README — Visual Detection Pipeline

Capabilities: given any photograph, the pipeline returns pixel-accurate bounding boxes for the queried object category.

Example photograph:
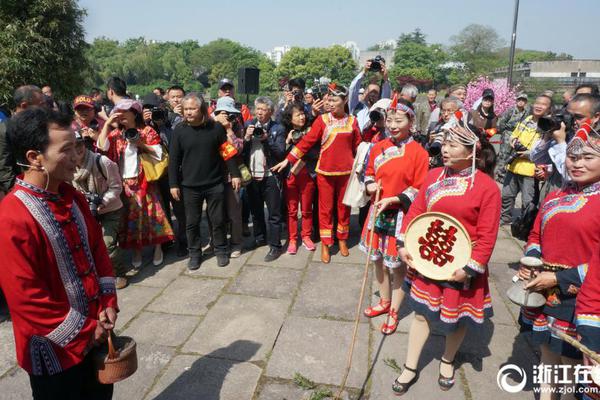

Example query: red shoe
[364,299,391,318]
[302,237,316,251]
[287,240,298,255]
[381,308,399,335]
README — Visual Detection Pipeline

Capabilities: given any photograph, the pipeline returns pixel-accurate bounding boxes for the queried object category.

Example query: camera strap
[95,154,107,181]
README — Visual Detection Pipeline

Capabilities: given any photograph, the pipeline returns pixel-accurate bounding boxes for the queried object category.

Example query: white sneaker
[230,247,242,258]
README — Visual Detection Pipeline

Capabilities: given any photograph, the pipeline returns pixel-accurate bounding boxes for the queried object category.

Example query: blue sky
[78,0,600,59]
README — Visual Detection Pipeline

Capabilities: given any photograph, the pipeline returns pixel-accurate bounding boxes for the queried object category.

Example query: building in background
[342,41,361,63]
[493,60,600,92]
[266,45,291,65]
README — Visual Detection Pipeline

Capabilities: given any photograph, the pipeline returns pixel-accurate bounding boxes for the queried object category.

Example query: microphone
[16,162,45,170]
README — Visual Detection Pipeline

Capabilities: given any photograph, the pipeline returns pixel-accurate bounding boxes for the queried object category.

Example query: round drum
[404,212,472,281]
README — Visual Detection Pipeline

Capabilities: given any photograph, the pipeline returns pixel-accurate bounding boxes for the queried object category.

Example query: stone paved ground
[0,215,539,400]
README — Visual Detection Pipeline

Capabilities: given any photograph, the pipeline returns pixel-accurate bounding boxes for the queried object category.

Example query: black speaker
[238,67,260,94]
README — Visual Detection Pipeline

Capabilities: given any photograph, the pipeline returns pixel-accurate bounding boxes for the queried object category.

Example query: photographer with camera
[426,97,461,168]
[495,93,529,182]
[97,99,174,269]
[71,95,104,151]
[276,78,319,123]
[71,131,127,289]
[213,96,245,259]
[349,56,391,132]
[244,96,287,262]
[530,93,600,195]
[500,94,552,225]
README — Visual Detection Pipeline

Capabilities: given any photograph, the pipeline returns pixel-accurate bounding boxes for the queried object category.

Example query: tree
[450,24,505,56]
[0,0,88,103]
[276,45,357,86]
[389,31,448,89]
[397,28,427,46]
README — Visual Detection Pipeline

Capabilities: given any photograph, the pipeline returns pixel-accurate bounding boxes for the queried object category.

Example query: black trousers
[29,353,113,400]
[159,174,187,246]
[182,184,228,257]
[247,176,283,248]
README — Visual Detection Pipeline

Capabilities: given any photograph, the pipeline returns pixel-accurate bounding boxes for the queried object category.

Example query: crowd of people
[0,56,600,399]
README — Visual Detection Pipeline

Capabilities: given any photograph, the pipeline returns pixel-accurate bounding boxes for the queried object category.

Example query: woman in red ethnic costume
[272,84,361,263]
[360,97,429,335]
[97,99,173,268]
[523,122,600,399]
[392,117,500,395]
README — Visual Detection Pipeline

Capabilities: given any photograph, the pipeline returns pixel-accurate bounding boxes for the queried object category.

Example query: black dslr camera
[311,84,329,101]
[85,192,103,217]
[253,125,265,138]
[151,107,167,122]
[538,110,574,133]
[124,128,140,141]
[368,55,385,72]
[369,108,386,123]
[506,139,529,165]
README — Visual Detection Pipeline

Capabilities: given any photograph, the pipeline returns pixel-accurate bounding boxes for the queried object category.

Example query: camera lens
[124,128,139,141]
[369,110,383,123]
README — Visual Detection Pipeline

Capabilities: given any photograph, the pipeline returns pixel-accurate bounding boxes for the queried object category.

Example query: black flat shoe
[187,256,202,271]
[438,358,456,391]
[392,364,419,396]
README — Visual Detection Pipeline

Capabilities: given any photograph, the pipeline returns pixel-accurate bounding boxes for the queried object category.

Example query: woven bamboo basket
[94,331,137,384]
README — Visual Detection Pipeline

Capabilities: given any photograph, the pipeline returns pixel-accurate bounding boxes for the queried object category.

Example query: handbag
[238,163,252,186]
[140,145,168,182]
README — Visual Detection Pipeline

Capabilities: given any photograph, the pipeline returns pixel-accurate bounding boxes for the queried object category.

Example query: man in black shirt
[169,94,241,270]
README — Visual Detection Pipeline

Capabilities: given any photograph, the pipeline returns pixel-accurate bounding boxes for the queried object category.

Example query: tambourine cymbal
[404,212,472,281]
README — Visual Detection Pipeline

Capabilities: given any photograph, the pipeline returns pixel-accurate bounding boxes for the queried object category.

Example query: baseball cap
[482,88,494,100]
[73,95,95,109]
[110,99,143,115]
[218,78,234,90]
[214,96,240,114]
[516,92,528,101]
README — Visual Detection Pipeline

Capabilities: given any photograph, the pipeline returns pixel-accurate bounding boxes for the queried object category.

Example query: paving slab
[114,285,162,330]
[266,316,369,389]
[292,262,370,321]
[228,265,303,299]
[256,380,354,400]
[255,380,310,400]
[147,276,226,316]
[187,251,251,278]
[146,353,262,400]
[460,323,537,400]
[128,260,186,288]
[113,343,175,400]
[248,245,313,269]
[0,322,16,377]
[182,294,289,362]
[121,312,200,347]
[368,331,466,400]
[0,367,30,400]
[490,238,524,264]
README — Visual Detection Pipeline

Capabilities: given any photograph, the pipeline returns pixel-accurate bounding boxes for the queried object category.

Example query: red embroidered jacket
[287,113,361,176]
[0,179,118,375]
[400,167,501,276]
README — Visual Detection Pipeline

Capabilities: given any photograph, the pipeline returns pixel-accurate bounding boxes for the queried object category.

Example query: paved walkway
[0,219,538,399]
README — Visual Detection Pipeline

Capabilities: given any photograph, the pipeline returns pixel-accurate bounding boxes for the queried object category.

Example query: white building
[342,41,361,62]
[265,45,291,65]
